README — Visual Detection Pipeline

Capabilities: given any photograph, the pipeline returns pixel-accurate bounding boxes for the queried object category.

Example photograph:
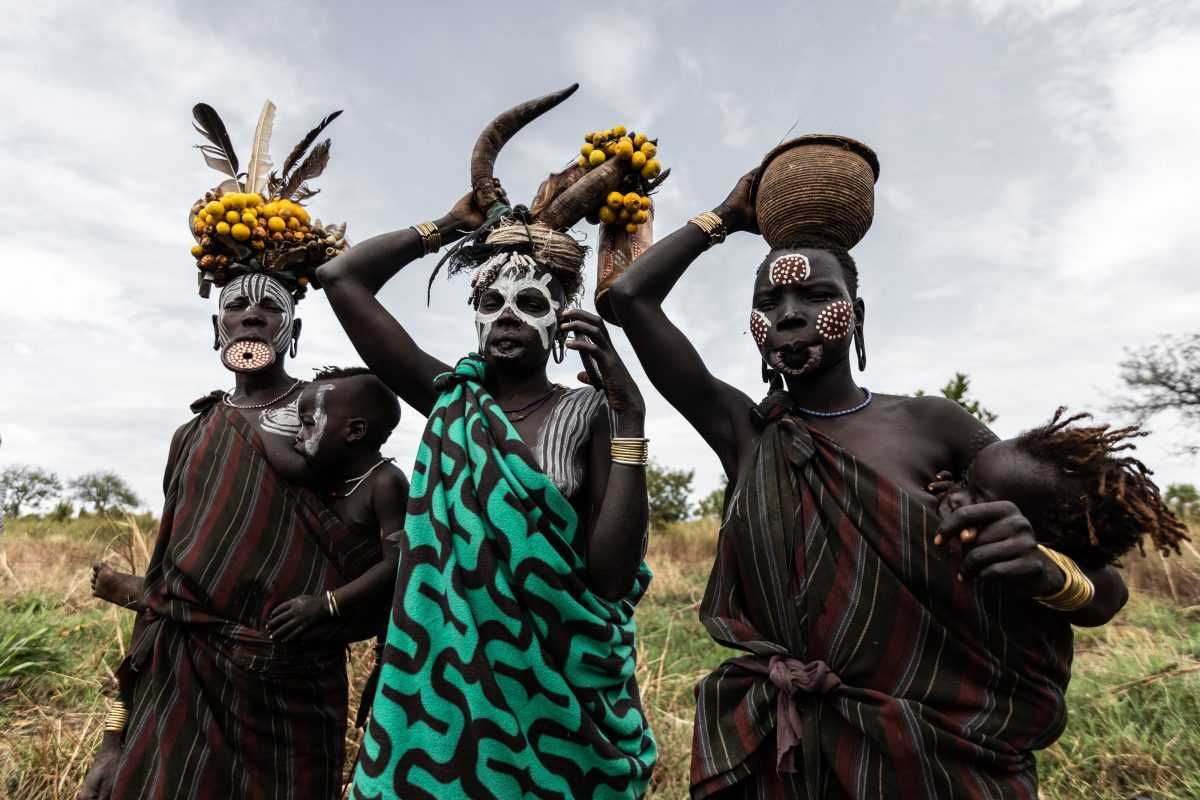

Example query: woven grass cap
[752,135,880,250]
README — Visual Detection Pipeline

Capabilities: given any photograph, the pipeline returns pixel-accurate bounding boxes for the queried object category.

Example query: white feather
[246,99,276,197]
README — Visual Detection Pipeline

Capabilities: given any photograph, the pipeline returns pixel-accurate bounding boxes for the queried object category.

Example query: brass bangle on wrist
[326,589,341,618]
[413,221,442,255]
[610,437,650,467]
[1034,544,1095,611]
[103,699,129,733]
[688,211,727,249]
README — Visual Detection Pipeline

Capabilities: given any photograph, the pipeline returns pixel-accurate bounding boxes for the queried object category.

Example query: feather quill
[281,139,331,199]
[281,110,342,180]
[245,99,276,197]
[192,103,239,180]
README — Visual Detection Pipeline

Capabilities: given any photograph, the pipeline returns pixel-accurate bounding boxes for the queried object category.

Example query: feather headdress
[188,101,347,300]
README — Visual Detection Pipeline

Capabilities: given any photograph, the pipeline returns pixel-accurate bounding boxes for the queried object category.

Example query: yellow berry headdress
[433,84,669,321]
[189,101,348,300]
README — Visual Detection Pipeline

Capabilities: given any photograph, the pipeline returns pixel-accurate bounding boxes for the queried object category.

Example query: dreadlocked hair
[425,205,588,307]
[761,236,860,298]
[1014,407,1189,568]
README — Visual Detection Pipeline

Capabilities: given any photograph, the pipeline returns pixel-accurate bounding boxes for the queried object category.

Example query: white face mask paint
[472,253,560,352]
[217,274,296,354]
[303,383,336,458]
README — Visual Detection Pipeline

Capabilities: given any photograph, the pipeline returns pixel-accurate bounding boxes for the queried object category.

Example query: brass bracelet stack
[326,590,341,618]
[103,699,129,733]
[688,211,727,249]
[1034,545,1095,611]
[610,437,650,467]
[413,221,442,255]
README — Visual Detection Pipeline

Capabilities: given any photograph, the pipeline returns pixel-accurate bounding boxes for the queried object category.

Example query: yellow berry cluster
[601,191,653,234]
[578,125,663,179]
[189,191,323,275]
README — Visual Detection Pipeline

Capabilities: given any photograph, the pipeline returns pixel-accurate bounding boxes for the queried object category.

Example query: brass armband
[688,211,727,249]
[1034,545,1095,611]
[103,699,129,733]
[610,437,650,467]
[413,221,443,255]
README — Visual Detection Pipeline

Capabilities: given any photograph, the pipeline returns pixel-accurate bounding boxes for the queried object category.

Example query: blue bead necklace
[794,388,873,417]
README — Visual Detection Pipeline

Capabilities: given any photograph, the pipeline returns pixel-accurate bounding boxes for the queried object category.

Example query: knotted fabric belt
[745,655,842,773]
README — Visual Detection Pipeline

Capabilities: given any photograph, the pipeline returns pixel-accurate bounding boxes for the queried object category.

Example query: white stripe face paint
[303,383,336,458]
[473,254,560,352]
[217,274,296,353]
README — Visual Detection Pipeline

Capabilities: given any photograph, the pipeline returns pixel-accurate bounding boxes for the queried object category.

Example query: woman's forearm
[1059,565,1128,627]
[609,218,711,310]
[318,213,462,295]
[587,410,650,602]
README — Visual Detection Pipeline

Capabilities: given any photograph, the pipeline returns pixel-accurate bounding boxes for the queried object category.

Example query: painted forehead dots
[815,299,855,342]
[750,310,771,346]
[768,253,811,286]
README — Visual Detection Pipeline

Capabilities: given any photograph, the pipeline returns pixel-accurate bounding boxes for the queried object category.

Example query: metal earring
[289,332,299,359]
[761,360,783,392]
[854,327,867,372]
[552,335,566,364]
[211,315,220,351]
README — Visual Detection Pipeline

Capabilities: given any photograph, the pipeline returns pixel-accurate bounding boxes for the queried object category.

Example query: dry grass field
[2,515,1199,799]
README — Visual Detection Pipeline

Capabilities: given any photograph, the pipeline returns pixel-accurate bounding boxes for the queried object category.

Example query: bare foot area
[91,562,145,610]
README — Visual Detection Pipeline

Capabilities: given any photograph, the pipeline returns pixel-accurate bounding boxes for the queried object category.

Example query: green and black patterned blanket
[350,355,655,800]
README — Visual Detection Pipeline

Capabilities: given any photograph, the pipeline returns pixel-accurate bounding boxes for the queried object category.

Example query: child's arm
[91,563,147,612]
[266,468,408,643]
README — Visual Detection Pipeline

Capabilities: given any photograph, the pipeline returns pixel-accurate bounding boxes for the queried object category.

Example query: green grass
[2,518,1199,798]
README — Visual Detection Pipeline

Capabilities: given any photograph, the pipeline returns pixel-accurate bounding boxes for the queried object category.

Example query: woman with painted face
[606,139,1128,799]
[319,86,655,800]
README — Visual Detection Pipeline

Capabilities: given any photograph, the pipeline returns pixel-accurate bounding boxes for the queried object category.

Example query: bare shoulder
[374,461,410,498]
[874,393,998,461]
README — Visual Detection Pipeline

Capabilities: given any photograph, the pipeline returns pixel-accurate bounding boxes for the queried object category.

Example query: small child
[940,407,1188,569]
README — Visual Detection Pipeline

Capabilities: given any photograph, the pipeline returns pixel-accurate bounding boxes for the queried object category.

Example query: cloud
[712,92,753,148]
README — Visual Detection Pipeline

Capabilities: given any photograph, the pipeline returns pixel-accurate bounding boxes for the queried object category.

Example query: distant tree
[1164,483,1199,523]
[70,471,140,515]
[697,482,729,519]
[0,465,63,517]
[916,372,998,424]
[48,500,75,523]
[646,460,693,529]
[1115,334,1200,452]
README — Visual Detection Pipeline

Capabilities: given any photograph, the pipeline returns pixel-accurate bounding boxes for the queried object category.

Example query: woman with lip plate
[319,86,656,800]
[606,137,1129,799]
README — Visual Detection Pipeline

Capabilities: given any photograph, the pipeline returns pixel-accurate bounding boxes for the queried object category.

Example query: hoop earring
[761,360,783,392]
[854,327,867,372]
[552,335,566,364]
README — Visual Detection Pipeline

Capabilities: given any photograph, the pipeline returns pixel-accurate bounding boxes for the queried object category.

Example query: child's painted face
[295,382,346,470]
[939,440,1063,529]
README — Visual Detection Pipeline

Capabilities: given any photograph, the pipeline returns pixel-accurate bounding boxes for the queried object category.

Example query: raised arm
[559,309,650,602]
[317,192,486,416]
[606,171,759,477]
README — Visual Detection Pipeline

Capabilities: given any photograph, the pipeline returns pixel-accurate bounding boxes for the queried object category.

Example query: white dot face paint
[473,253,560,352]
[815,299,855,343]
[768,254,811,286]
[303,383,336,458]
[750,310,771,346]
[217,274,296,354]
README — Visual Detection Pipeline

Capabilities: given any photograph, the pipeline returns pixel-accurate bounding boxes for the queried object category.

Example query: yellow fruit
[251,239,265,250]
[633,209,649,224]
[577,155,588,168]
[204,200,225,217]
[630,151,647,169]
[231,223,251,241]
[267,216,286,232]
[246,193,262,207]
[293,230,305,241]
[584,131,593,142]
[295,206,309,224]
[602,129,613,140]
[633,133,647,148]
[193,217,206,234]
[225,210,241,224]
[639,195,651,210]
[591,130,606,144]
[623,192,641,211]
[606,191,624,209]
[287,217,300,230]
[641,158,661,179]
[581,142,594,157]
[640,141,657,158]
[279,204,293,219]
[589,149,606,166]
[190,244,204,257]
[619,208,630,222]
[262,202,279,217]
[612,124,627,137]
[216,221,231,235]
[241,210,257,225]
[225,193,246,210]
[604,143,617,157]
[625,222,638,234]
[614,139,632,160]
[599,206,617,224]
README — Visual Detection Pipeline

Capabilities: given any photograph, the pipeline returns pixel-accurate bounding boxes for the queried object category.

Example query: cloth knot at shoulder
[432,354,488,392]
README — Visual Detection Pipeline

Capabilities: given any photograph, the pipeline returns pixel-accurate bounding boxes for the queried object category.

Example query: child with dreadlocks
[939,408,1188,602]
[266,365,409,725]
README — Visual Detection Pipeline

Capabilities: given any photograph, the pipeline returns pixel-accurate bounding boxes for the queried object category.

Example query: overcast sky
[3,0,1199,513]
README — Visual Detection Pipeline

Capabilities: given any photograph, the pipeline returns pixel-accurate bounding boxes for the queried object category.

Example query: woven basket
[752,135,880,250]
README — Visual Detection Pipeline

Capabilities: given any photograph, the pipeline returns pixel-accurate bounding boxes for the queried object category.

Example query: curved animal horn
[470,83,580,213]
[535,158,629,230]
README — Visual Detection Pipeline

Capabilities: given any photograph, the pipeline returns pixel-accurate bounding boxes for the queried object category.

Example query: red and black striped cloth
[111,394,371,800]
[692,396,1073,799]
